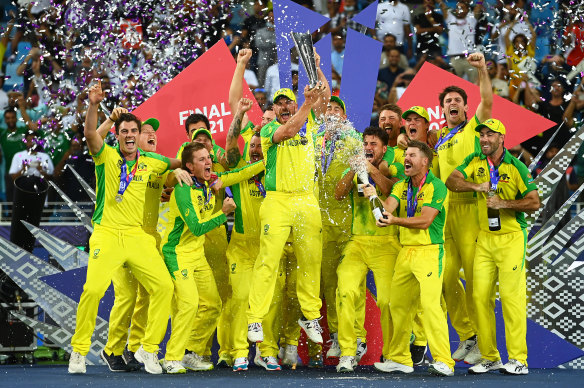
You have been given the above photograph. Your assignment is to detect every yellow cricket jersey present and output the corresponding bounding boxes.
[435,115,481,202]
[92,144,170,229]
[230,159,267,237]
[456,150,537,234]
[390,171,447,246]
[394,146,440,179]
[260,112,318,193]
[160,181,226,276]
[342,169,395,236]
[315,131,362,227]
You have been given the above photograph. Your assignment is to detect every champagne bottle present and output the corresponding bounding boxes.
[487,190,501,231]
[370,194,387,221]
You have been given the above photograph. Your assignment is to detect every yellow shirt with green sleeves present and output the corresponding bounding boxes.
[260,112,318,193]
[455,150,537,234]
[315,130,362,227]
[91,144,170,230]
[160,161,265,275]
[342,168,395,237]
[390,171,447,246]
[176,142,228,221]
[436,115,481,202]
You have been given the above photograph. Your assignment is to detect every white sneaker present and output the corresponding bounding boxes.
[500,359,528,375]
[336,356,355,372]
[68,351,86,374]
[326,333,341,359]
[256,355,281,371]
[298,317,323,344]
[182,352,214,371]
[374,359,413,374]
[248,322,264,343]
[161,359,187,374]
[281,344,299,369]
[134,346,162,374]
[452,335,477,361]
[356,338,367,362]
[463,343,482,365]
[468,358,503,374]
[428,361,454,377]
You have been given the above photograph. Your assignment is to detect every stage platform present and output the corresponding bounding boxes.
[1,365,583,387]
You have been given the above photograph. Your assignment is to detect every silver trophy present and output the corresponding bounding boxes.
[291,32,319,89]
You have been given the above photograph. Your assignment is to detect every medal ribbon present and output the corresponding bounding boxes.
[299,121,307,137]
[407,171,428,217]
[434,120,467,151]
[253,177,266,198]
[193,178,212,205]
[487,149,506,191]
[117,150,140,199]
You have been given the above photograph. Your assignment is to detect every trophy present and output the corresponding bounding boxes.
[291,32,319,89]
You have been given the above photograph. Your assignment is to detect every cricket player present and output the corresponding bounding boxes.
[334,127,399,373]
[68,81,181,375]
[159,141,264,373]
[247,48,331,345]
[371,140,455,377]
[446,118,539,375]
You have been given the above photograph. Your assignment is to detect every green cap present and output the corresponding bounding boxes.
[142,118,160,131]
[191,127,213,141]
[402,106,430,122]
[273,88,296,103]
[475,118,506,135]
[329,96,346,113]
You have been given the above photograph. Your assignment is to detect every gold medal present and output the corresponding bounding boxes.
[115,194,123,203]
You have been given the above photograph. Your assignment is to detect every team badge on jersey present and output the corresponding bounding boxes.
[264,224,270,235]
[181,269,188,279]
[231,263,237,274]
[93,249,100,258]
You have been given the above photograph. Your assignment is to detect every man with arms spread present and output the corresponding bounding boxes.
[247,48,330,345]
[371,140,454,377]
[68,81,181,375]
[334,127,398,373]
[446,118,539,375]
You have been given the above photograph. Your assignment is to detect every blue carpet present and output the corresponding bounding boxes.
[1,365,583,387]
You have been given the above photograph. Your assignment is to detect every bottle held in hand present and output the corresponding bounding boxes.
[487,190,501,231]
[370,194,387,221]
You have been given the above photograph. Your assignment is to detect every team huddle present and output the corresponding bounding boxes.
[66,49,540,377]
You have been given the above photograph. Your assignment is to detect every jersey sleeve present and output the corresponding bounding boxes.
[142,151,171,174]
[260,121,279,148]
[389,162,405,179]
[513,159,538,196]
[175,184,227,237]
[390,180,404,204]
[424,180,447,211]
[456,152,480,180]
[241,121,256,144]
[217,160,265,187]
[92,142,112,164]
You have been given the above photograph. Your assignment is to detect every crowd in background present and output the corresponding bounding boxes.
[0,0,582,212]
